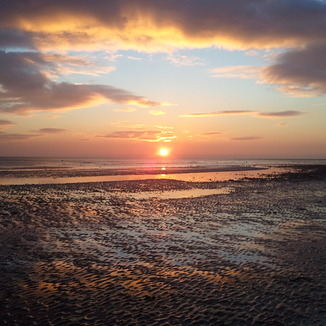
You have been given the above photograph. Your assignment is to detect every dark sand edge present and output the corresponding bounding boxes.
[0,165,266,179]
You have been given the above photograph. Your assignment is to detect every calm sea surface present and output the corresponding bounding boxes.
[1,157,325,170]
[0,157,325,185]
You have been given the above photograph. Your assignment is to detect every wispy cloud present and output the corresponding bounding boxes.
[149,110,165,116]
[101,130,161,141]
[167,54,205,66]
[158,131,176,143]
[257,110,305,118]
[181,110,305,119]
[0,131,39,141]
[100,129,176,142]
[180,110,254,118]
[127,56,142,61]
[211,65,260,79]
[198,131,223,139]
[39,53,115,78]
[0,119,16,129]
[155,125,174,130]
[113,107,136,112]
[36,128,67,134]
[199,131,222,136]
[110,121,145,129]
[230,137,262,141]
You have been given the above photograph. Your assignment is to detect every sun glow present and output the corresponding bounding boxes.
[158,147,170,157]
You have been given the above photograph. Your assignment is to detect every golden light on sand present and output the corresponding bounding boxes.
[158,148,169,157]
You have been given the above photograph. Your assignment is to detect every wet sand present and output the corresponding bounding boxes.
[0,166,325,325]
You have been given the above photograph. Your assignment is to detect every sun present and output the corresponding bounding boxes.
[158,147,170,157]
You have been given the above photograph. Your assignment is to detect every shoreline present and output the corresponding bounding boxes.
[0,165,289,186]
[0,163,325,186]
[0,164,265,177]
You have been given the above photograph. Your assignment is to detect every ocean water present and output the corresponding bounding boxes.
[0,157,325,185]
[1,156,325,170]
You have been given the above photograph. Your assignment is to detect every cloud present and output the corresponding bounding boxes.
[0,127,66,142]
[0,119,16,129]
[149,110,165,116]
[0,28,35,49]
[257,110,304,118]
[198,131,223,139]
[100,130,162,142]
[0,0,325,103]
[155,125,174,130]
[261,42,326,97]
[180,110,254,118]
[110,121,145,129]
[127,56,142,61]
[167,54,205,66]
[41,53,116,77]
[200,131,222,136]
[43,114,61,119]
[1,0,325,51]
[181,110,305,119]
[230,137,262,141]
[0,51,163,114]
[158,131,176,142]
[211,65,260,79]
[113,107,136,112]
[37,128,67,133]
[0,131,39,141]
[100,129,176,142]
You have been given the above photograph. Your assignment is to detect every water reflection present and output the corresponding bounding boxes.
[122,187,232,200]
[0,167,288,186]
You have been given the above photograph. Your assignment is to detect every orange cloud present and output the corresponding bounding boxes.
[257,111,305,118]
[1,1,325,51]
[180,110,254,118]
[230,137,262,141]
[100,129,176,143]
[149,110,165,116]
[113,108,136,112]
[101,130,161,141]
[200,131,222,136]
[181,110,305,119]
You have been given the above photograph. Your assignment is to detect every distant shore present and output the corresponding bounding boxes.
[0,164,264,178]
[0,163,308,186]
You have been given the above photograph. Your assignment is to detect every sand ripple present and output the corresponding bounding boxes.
[0,170,325,325]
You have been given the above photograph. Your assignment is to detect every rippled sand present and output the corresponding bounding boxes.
[0,167,325,325]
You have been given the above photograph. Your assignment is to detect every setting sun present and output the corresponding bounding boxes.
[158,148,170,157]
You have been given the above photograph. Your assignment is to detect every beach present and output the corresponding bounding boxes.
[0,164,325,325]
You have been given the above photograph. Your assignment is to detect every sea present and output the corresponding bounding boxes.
[0,157,325,185]
[1,156,326,170]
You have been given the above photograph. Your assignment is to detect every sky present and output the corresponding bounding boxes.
[0,0,325,159]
